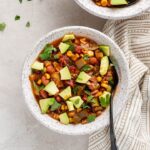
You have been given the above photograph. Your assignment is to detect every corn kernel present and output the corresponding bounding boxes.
[103,81,108,84]
[107,86,112,92]
[97,76,102,82]
[43,67,47,73]
[67,51,73,57]
[87,51,94,57]
[45,73,50,79]
[37,79,42,85]
[101,83,109,89]
[101,0,108,7]
[80,38,87,44]
[61,105,65,111]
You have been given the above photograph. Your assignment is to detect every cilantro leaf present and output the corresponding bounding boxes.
[33,81,44,94]
[82,103,90,109]
[0,23,6,31]
[83,54,89,60]
[15,15,20,21]
[65,40,75,51]
[84,90,91,95]
[50,100,61,111]
[87,95,94,102]
[87,114,96,123]
[39,44,56,60]
[81,65,92,72]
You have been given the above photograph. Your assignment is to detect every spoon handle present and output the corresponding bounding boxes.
[110,96,118,150]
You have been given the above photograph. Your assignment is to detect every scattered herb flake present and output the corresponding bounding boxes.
[15,15,20,21]
[0,23,6,31]
[87,95,94,102]
[26,21,30,28]
[19,0,22,3]
[87,114,96,123]
[84,90,91,95]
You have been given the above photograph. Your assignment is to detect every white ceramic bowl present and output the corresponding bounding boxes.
[22,26,129,135]
[74,0,150,20]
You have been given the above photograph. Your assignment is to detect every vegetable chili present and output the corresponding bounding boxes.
[29,33,117,125]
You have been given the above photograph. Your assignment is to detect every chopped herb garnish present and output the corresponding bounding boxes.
[83,54,89,60]
[50,100,61,111]
[54,54,59,60]
[108,77,114,86]
[84,90,91,95]
[87,95,94,102]
[82,103,90,109]
[26,21,30,28]
[15,15,20,21]
[87,114,96,123]
[0,23,6,31]
[39,44,57,60]
[33,81,44,94]
[81,65,92,72]
[73,86,79,95]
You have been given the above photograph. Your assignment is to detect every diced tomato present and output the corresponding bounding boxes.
[59,55,70,66]
[82,95,87,101]
[46,65,55,74]
[39,90,48,98]
[41,76,49,85]
[65,80,75,87]
[75,46,82,54]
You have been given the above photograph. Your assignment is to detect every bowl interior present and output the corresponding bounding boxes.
[75,0,150,19]
[22,26,129,135]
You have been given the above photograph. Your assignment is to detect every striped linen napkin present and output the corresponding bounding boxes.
[88,11,150,150]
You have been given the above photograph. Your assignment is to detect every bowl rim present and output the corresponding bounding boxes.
[22,26,130,135]
[74,0,150,20]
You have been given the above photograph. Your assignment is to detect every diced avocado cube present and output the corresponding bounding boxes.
[59,42,70,54]
[66,101,75,111]
[59,113,69,125]
[76,71,91,84]
[39,98,55,114]
[69,96,84,108]
[111,0,128,5]
[59,86,72,100]
[62,34,75,42]
[99,45,110,56]
[60,66,71,80]
[31,61,44,70]
[99,91,111,108]
[44,81,59,95]
[100,56,109,76]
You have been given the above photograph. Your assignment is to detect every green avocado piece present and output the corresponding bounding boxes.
[59,42,70,54]
[76,71,91,84]
[59,113,69,125]
[31,61,44,70]
[39,98,55,114]
[69,96,84,108]
[99,45,110,56]
[66,101,75,111]
[60,66,71,80]
[99,91,111,108]
[100,56,109,76]
[111,0,128,5]
[59,86,72,100]
[62,34,75,42]
[44,81,59,95]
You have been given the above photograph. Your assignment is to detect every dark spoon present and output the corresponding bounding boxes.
[111,0,139,8]
[109,92,118,150]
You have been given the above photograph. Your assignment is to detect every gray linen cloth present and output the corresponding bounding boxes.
[88,11,150,150]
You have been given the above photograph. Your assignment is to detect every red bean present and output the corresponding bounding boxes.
[41,76,49,85]
[75,46,82,54]
[39,90,48,98]
[55,96,62,102]
[89,57,98,65]
[46,65,55,74]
